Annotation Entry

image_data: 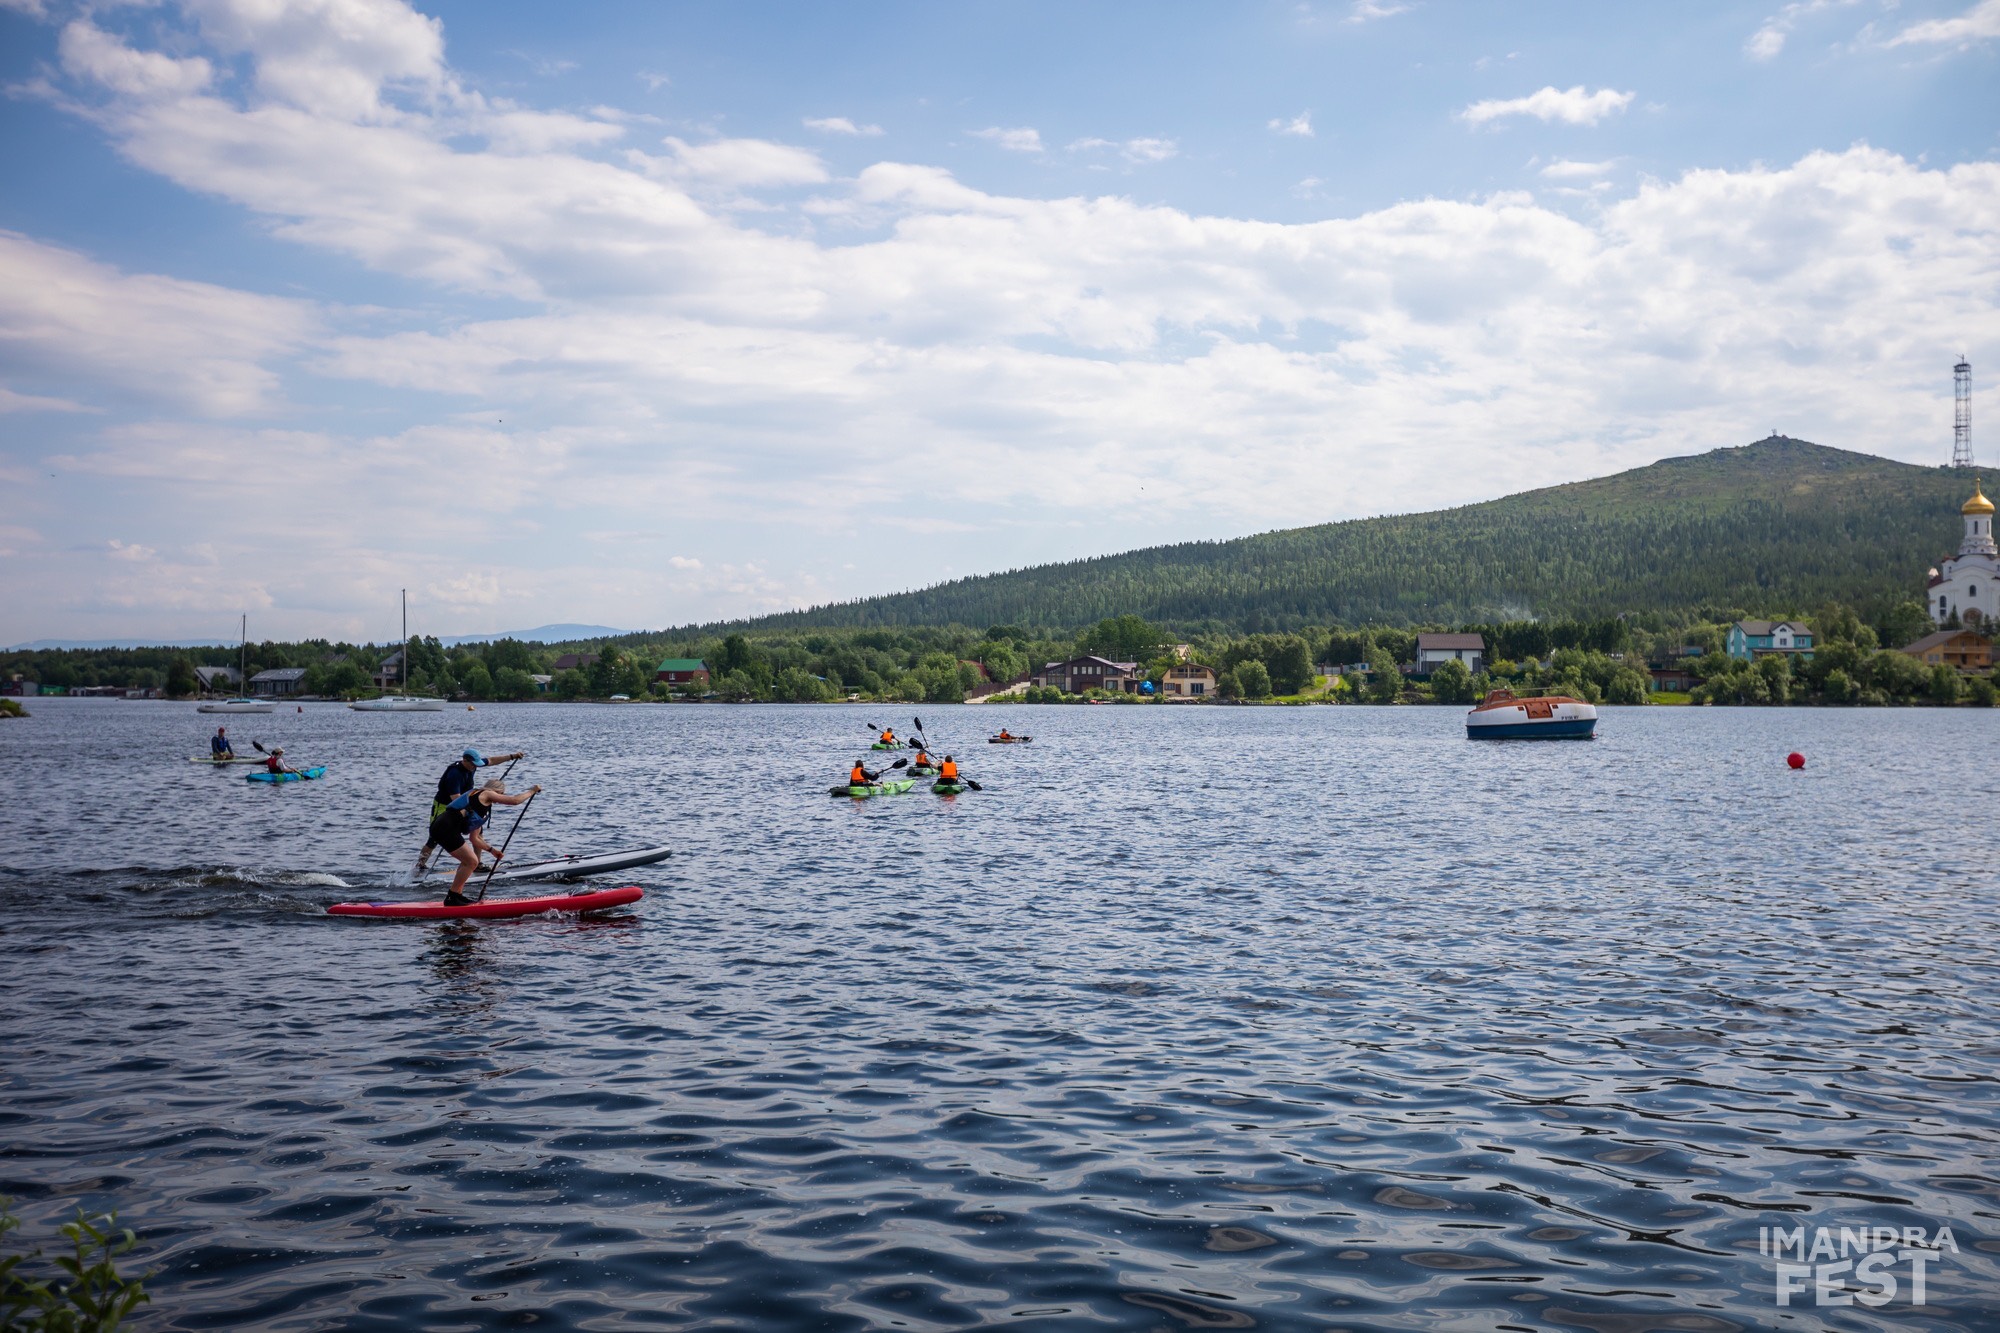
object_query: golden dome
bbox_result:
[1964,479,1995,516]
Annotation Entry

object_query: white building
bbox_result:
[1415,633,1485,676]
[1928,480,2000,628]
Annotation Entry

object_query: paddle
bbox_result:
[828,757,909,796]
[913,715,982,790]
[250,738,311,773]
[475,790,537,902]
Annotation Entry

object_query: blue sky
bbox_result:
[1,0,1996,643]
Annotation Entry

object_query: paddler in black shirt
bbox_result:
[413,746,525,877]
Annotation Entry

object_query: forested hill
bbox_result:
[737,437,1970,632]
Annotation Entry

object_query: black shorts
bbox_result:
[429,818,467,854]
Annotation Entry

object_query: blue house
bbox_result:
[1726,620,1814,662]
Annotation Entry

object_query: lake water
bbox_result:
[2,698,1997,1331]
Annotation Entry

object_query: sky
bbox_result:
[1,0,1997,645]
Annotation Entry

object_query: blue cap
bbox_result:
[463,748,484,764]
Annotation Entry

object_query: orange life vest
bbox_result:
[939,760,959,780]
[914,750,931,766]
[880,730,894,743]
[850,765,868,785]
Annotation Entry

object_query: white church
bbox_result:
[1927,480,2000,627]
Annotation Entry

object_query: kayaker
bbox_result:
[210,727,233,759]
[878,727,896,746]
[996,729,1014,742]
[432,779,542,905]
[417,746,527,869]
[911,746,933,770]
[849,760,880,787]
[938,755,960,783]
[263,747,298,776]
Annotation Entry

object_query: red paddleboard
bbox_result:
[327,885,643,920]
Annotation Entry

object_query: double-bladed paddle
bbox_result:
[912,714,982,790]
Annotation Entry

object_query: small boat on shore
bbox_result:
[1465,689,1597,740]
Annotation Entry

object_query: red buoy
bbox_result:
[1787,752,1805,770]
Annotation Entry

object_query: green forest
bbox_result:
[3,436,1985,710]
[713,436,1977,633]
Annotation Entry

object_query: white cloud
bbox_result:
[1067,136,1177,164]
[0,231,315,415]
[0,386,91,414]
[1348,0,1408,20]
[1889,0,2000,45]
[1461,86,1635,127]
[1268,112,1314,138]
[660,136,829,188]
[971,126,1043,153]
[1540,158,1618,179]
[804,116,883,137]
[10,0,2000,640]
[668,555,702,569]
[1746,0,1858,60]
[59,21,212,99]
[180,0,449,121]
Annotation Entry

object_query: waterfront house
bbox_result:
[372,648,405,689]
[530,673,553,693]
[193,665,241,695]
[553,652,598,673]
[1648,662,1698,692]
[1899,630,1992,672]
[1725,620,1814,662]
[1160,663,1217,698]
[1033,656,1143,694]
[654,657,710,688]
[249,667,308,697]
[1415,633,1486,677]
[2,675,38,697]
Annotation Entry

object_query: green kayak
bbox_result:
[870,741,902,750]
[931,781,969,795]
[829,779,916,798]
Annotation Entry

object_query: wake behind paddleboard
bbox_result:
[190,755,265,764]
[328,885,644,920]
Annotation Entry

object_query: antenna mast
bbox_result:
[1953,357,1973,469]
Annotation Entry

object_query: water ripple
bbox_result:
[2,700,1998,1328]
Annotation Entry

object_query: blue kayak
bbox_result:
[246,766,326,783]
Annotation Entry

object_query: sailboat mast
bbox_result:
[239,614,246,691]
[401,589,408,692]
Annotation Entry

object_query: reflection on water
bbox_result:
[1,698,1998,1330]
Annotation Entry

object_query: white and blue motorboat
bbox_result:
[1465,688,1597,739]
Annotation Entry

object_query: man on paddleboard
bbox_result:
[210,727,233,760]
[415,746,526,875]
[432,779,542,905]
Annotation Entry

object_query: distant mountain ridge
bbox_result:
[7,624,629,652]
[3,638,235,652]
[439,623,631,646]
[723,437,1968,632]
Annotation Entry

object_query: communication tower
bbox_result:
[1954,357,1973,469]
